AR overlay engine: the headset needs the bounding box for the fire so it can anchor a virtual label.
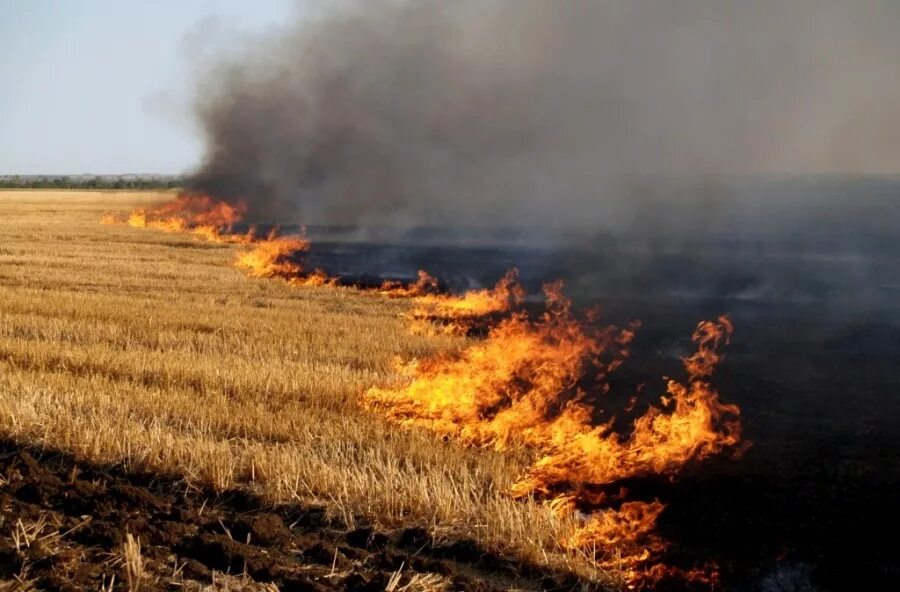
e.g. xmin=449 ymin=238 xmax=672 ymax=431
xmin=363 ymin=282 xmax=633 ymax=448
xmin=363 ymin=281 xmax=741 ymax=585
xmin=122 ymin=193 xmax=258 ymax=245
xmin=235 ymin=232 xmax=309 ymax=278
xmin=379 ymin=270 xmax=440 ymax=298
xmin=188 ymin=224 xmax=256 ymax=245
xmin=235 ymin=232 xmax=335 ymax=287
xmin=104 ymin=193 xmax=741 ymax=585
xmin=569 ymin=501 xmax=667 ymax=581
xmin=512 ymin=316 xmax=740 ymax=501
xmin=103 ymin=193 xmax=334 ymax=285
xmin=410 ymin=268 xmax=526 ymax=333
xmin=127 ymin=193 xmax=246 ymax=231
xmin=378 ymin=268 xmax=526 ymax=334
xmin=104 ymin=192 xmax=261 ymax=244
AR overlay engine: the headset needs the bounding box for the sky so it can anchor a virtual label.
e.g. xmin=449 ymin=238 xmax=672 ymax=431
xmin=0 ymin=0 xmax=297 ymax=175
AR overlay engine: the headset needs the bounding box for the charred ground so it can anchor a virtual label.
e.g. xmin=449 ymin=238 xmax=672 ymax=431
xmin=281 ymin=210 xmax=900 ymax=590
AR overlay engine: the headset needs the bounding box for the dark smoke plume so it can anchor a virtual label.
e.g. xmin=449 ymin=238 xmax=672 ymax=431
xmin=188 ymin=0 xmax=900 ymax=231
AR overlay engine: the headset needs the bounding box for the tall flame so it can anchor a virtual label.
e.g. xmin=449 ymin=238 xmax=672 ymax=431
xmin=363 ymin=283 xmax=741 ymax=585
xmin=363 ymin=282 xmax=633 ymax=448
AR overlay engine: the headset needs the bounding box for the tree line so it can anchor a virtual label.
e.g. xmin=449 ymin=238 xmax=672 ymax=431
xmin=0 ymin=175 xmax=186 ymax=190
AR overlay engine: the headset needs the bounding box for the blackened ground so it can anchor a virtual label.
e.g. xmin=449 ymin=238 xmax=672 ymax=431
xmin=648 ymin=313 xmax=900 ymax=592
xmin=290 ymin=232 xmax=900 ymax=592
xmin=593 ymin=273 xmax=900 ymax=591
xmin=0 ymin=441 xmax=577 ymax=591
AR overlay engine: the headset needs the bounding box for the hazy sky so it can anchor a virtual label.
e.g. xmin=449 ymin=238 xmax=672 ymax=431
xmin=0 ymin=0 xmax=297 ymax=174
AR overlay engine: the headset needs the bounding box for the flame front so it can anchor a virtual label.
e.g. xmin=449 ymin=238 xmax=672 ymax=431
xmin=512 ymin=316 xmax=741 ymax=501
xmin=235 ymin=233 xmax=335 ymax=287
xmin=102 ymin=195 xmax=741 ymax=587
xmin=235 ymin=232 xmax=308 ymax=278
xmin=125 ymin=193 xmax=246 ymax=231
xmin=363 ymin=283 xmax=741 ymax=585
xmin=410 ymin=268 xmax=526 ymax=334
xmin=363 ymin=282 xmax=637 ymax=448
xmin=104 ymin=193 xmax=335 ymax=285
xmin=379 ymin=270 xmax=441 ymax=298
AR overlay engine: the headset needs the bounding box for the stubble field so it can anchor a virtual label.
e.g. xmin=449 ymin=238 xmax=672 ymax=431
xmin=0 ymin=190 xmax=592 ymax=591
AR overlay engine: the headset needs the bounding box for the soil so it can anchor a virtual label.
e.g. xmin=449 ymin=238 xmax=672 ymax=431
xmin=0 ymin=440 xmax=574 ymax=592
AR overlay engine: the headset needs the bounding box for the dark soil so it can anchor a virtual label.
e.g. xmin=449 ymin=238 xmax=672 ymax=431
xmin=0 ymin=441 xmax=576 ymax=591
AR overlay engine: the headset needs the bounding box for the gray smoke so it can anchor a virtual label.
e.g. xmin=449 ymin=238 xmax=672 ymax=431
xmin=188 ymin=0 xmax=900 ymax=231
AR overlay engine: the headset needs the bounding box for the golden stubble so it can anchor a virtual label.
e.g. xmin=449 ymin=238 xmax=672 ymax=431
xmin=0 ymin=190 xmax=617 ymax=588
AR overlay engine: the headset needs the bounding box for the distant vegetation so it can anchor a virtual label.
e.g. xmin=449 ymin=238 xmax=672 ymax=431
xmin=0 ymin=174 xmax=185 ymax=190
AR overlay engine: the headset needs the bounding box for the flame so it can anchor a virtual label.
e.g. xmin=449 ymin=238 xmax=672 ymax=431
xmin=511 ymin=316 xmax=740 ymax=502
xmin=379 ymin=270 xmax=441 ymax=298
xmin=378 ymin=269 xmax=525 ymax=336
xmin=235 ymin=232 xmax=309 ymax=278
xmin=363 ymin=282 xmax=632 ymax=448
xmin=410 ymin=268 xmax=526 ymax=334
xmin=289 ymin=267 xmax=334 ymax=287
xmin=102 ymin=193 xmax=335 ymax=285
xmin=235 ymin=232 xmax=335 ymax=287
xmin=103 ymin=193 xmax=741 ymax=585
xmin=363 ymin=281 xmax=741 ymax=585
xmin=569 ymin=501 xmax=668 ymax=581
xmin=126 ymin=193 xmax=246 ymax=231
xmin=124 ymin=210 xmax=145 ymax=228
xmin=113 ymin=193 xmax=256 ymax=244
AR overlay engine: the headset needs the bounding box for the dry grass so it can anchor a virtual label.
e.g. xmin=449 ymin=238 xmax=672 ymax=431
xmin=0 ymin=190 xmax=614 ymax=587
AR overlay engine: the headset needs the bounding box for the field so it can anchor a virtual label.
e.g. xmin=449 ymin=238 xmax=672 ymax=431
xmin=5 ymin=190 xmax=898 ymax=591
xmin=0 ymin=191 xmax=592 ymax=590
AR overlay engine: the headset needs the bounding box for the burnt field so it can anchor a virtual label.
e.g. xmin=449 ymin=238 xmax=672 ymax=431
xmin=2 ymin=190 xmax=899 ymax=591
xmin=296 ymin=230 xmax=900 ymax=590
xmin=8 ymin=0 xmax=900 ymax=587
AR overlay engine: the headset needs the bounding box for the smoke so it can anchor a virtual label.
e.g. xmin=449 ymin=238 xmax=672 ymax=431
xmin=188 ymin=0 xmax=900 ymax=230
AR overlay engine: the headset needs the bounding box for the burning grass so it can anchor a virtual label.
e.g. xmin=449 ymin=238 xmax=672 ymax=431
xmin=1 ymin=190 xmax=743 ymax=589
xmin=364 ymin=284 xmax=740 ymax=586
xmin=0 ymin=190 xmax=612 ymax=588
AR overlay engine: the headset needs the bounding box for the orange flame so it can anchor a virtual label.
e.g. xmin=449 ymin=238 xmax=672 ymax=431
xmin=363 ymin=282 xmax=632 ymax=448
xmin=410 ymin=268 xmax=526 ymax=334
xmin=511 ymin=316 xmax=740 ymax=502
xmin=569 ymin=500 xmax=668 ymax=582
xmin=126 ymin=193 xmax=246 ymax=231
xmin=379 ymin=270 xmax=441 ymax=298
xmin=104 ymin=194 xmax=741 ymax=585
xmin=363 ymin=281 xmax=741 ymax=585
xmin=102 ymin=193 xmax=335 ymax=284
xmin=188 ymin=224 xmax=256 ymax=245
xmin=377 ymin=269 xmax=525 ymax=334
xmin=235 ymin=232 xmax=310 ymax=278
xmin=103 ymin=193 xmax=261 ymax=244
xmin=235 ymin=232 xmax=335 ymax=287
